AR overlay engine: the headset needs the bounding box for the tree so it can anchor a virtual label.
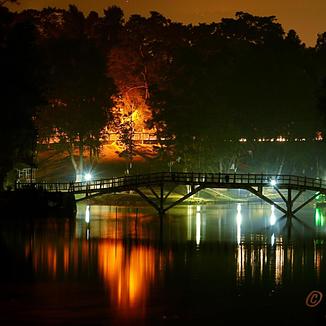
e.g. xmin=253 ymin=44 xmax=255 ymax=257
xmin=0 ymin=7 xmax=43 ymax=189
xmin=37 ymin=35 xmax=116 ymax=181
xmin=112 ymin=98 xmax=136 ymax=175
xmin=218 ymin=11 xmax=284 ymax=45
xmin=0 ymin=0 xmax=19 ymax=6
xmin=108 ymin=11 xmax=188 ymax=169
xmin=150 ymin=12 xmax=319 ymax=173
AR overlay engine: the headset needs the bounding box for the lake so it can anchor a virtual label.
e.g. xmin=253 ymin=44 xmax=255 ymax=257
xmin=0 ymin=202 xmax=326 ymax=325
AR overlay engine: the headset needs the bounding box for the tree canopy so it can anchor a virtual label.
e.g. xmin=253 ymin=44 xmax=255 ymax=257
xmin=1 ymin=5 xmax=326 ymax=184
xmin=0 ymin=6 xmax=43 ymax=188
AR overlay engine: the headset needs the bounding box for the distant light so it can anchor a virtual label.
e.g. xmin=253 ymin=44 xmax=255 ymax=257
xmin=84 ymin=172 xmax=92 ymax=181
xmin=315 ymin=131 xmax=323 ymax=141
xmin=270 ymin=179 xmax=277 ymax=186
xmin=276 ymin=136 xmax=286 ymax=142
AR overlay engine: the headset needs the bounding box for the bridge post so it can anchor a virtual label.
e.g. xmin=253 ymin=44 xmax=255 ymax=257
xmin=159 ymin=184 xmax=164 ymax=216
xmin=285 ymin=189 xmax=294 ymax=224
xmin=258 ymin=185 xmax=263 ymax=194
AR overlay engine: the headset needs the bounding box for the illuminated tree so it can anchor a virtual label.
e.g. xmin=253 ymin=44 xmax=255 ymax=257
xmin=108 ymin=11 xmax=188 ymax=169
xmin=109 ymin=93 xmax=138 ymax=174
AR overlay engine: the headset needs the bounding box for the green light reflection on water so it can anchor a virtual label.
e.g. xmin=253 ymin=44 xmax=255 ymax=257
xmin=315 ymin=207 xmax=325 ymax=227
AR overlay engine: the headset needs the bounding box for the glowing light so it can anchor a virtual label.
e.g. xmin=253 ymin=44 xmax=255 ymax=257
xmin=187 ymin=206 xmax=192 ymax=241
xmin=270 ymin=205 xmax=276 ymax=226
xmin=196 ymin=208 xmax=201 ymax=246
xmin=275 ymin=242 xmax=284 ymax=285
xmin=315 ymin=208 xmax=324 ymax=227
xmin=105 ymin=90 xmax=158 ymax=160
xmin=236 ymin=203 xmax=242 ymax=244
xmin=314 ymin=243 xmax=322 ymax=280
xmin=236 ymin=244 xmax=245 ymax=283
xmin=271 ymin=233 xmax=275 ymax=246
xmin=85 ymin=205 xmax=90 ymax=223
xmin=315 ymin=131 xmax=323 ymax=141
xmin=84 ymin=172 xmax=92 ymax=181
xmin=276 ymin=135 xmax=286 ymax=142
xmin=270 ymin=179 xmax=277 ymax=186
xmin=98 ymin=241 xmax=160 ymax=318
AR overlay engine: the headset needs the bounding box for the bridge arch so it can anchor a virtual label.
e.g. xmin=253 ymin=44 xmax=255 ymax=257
xmin=16 ymin=172 xmax=325 ymax=225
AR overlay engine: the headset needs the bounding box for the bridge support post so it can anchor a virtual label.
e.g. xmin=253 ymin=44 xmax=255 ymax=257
xmin=159 ymin=184 xmax=164 ymax=216
xmin=134 ymin=184 xmax=203 ymax=216
xmin=285 ymin=189 xmax=294 ymax=226
xmin=249 ymin=184 xmax=321 ymax=228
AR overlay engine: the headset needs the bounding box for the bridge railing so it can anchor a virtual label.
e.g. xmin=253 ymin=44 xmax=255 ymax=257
xmin=15 ymin=172 xmax=326 ymax=193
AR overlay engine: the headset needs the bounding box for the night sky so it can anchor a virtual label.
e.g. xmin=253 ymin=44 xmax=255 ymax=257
xmin=6 ymin=0 xmax=326 ymax=47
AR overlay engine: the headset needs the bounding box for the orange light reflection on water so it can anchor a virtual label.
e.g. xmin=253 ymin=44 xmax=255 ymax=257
xmin=98 ymin=241 xmax=157 ymax=318
xmin=24 ymin=237 xmax=97 ymax=279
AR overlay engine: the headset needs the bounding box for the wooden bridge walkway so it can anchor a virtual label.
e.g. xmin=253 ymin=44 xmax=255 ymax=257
xmin=16 ymin=172 xmax=326 ymax=222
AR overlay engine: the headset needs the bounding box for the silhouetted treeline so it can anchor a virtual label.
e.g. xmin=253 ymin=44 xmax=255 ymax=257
xmin=1 ymin=5 xmax=326 ymax=185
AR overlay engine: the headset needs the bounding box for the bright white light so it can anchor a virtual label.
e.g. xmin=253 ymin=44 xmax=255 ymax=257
xmin=236 ymin=203 xmax=242 ymax=244
xmin=270 ymin=205 xmax=276 ymax=226
xmin=85 ymin=205 xmax=90 ymax=223
xmin=271 ymin=233 xmax=275 ymax=246
xmin=196 ymin=212 xmax=201 ymax=246
xmin=270 ymin=179 xmax=277 ymax=186
xmin=84 ymin=172 xmax=92 ymax=181
xmin=187 ymin=206 xmax=192 ymax=241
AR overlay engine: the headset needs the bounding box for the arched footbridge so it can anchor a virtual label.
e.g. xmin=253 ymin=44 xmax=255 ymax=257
xmin=16 ymin=172 xmax=326 ymax=221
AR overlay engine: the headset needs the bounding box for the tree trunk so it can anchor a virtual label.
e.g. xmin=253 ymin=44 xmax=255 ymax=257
xmin=78 ymin=142 xmax=84 ymax=181
xmin=68 ymin=142 xmax=85 ymax=182
xmin=69 ymin=151 xmax=80 ymax=182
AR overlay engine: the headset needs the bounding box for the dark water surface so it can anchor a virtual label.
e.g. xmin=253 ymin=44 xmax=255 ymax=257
xmin=1 ymin=202 xmax=326 ymax=325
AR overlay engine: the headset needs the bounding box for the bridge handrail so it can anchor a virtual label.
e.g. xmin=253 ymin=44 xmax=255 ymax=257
xmin=15 ymin=172 xmax=326 ymax=193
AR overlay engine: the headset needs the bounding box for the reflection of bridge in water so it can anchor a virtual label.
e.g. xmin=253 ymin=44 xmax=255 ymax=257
xmin=17 ymin=172 xmax=326 ymax=223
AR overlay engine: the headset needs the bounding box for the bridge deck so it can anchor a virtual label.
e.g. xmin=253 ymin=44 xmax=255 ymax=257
xmin=15 ymin=172 xmax=326 ymax=195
